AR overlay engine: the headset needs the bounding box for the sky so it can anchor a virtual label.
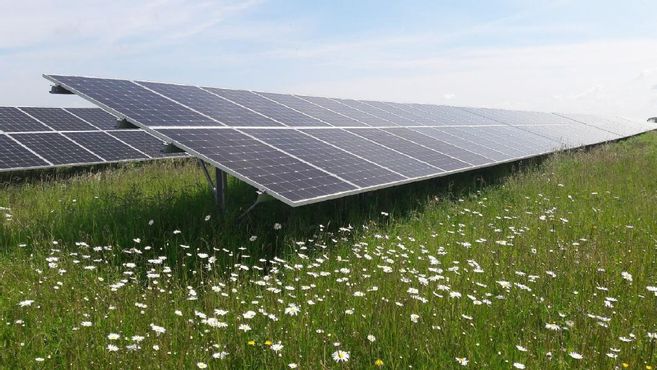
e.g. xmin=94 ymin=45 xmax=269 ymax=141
xmin=1 ymin=0 xmax=656 ymax=120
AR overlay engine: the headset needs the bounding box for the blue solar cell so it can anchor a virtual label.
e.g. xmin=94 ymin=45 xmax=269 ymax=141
xmin=0 ymin=135 xmax=49 ymax=169
xmin=10 ymin=132 xmax=102 ymax=165
xmin=65 ymin=132 xmax=147 ymax=161
xmin=257 ymin=92 xmax=367 ymax=127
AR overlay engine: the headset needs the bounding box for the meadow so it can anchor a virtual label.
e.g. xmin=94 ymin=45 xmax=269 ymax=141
xmin=1 ymin=132 xmax=656 ymax=369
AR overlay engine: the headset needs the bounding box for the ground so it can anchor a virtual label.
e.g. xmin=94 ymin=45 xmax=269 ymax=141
xmin=1 ymin=133 xmax=656 ymax=369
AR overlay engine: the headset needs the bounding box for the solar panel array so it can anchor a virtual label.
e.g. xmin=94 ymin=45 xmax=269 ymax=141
xmin=0 ymin=107 xmax=184 ymax=172
xmin=44 ymin=74 xmax=656 ymax=206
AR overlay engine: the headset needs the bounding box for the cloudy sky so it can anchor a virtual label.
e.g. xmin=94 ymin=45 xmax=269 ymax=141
xmin=1 ymin=0 xmax=656 ymax=120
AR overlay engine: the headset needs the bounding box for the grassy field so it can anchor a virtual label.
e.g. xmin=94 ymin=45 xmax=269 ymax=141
xmin=1 ymin=132 xmax=657 ymax=369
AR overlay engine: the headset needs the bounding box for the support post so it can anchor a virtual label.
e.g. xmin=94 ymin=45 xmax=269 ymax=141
xmin=215 ymin=167 xmax=227 ymax=212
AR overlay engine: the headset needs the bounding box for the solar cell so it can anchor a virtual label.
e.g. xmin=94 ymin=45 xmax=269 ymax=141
xmin=0 ymin=107 xmax=50 ymax=132
xmin=47 ymin=75 xmax=216 ymax=127
xmin=10 ymin=132 xmax=103 ymax=165
xmin=337 ymin=99 xmax=410 ymax=126
xmin=138 ymin=81 xmax=280 ymax=127
xmin=0 ymin=135 xmax=49 ymax=170
xmin=204 ymin=88 xmax=328 ymax=127
xmin=556 ymin=113 xmax=650 ymax=137
xmin=156 ymin=128 xmax=356 ymax=203
xmin=245 ymin=129 xmax=405 ymax=187
xmin=465 ymin=108 xmax=574 ymax=126
xmin=304 ymin=129 xmax=440 ymax=178
xmin=21 ymin=107 xmax=97 ymax=131
xmin=65 ymin=132 xmax=147 ymax=161
xmin=366 ymin=101 xmax=435 ymax=125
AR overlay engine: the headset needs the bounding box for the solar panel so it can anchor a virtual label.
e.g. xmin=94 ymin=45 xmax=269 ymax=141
xmin=156 ymin=128 xmax=355 ymax=203
xmin=21 ymin=107 xmax=97 ymax=131
xmin=0 ymin=107 xmax=184 ymax=173
xmin=0 ymin=107 xmax=50 ymax=132
xmin=304 ymin=129 xmax=439 ymax=178
xmin=43 ymin=74 xmax=655 ymax=206
xmin=244 ymin=128 xmax=405 ymax=187
xmin=64 ymin=132 xmax=147 ymax=161
xmin=204 ymin=88 xmax=328 ymax=127
xmin=0 ymin=135 xmax=49 ymax=169
xmin=10 ymin=132 xmax=102 ymax=165
xmin=65 ymin=107 xmax=119 ymax=130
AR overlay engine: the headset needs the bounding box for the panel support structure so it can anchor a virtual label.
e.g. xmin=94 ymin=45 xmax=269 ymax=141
xmin=198 ymin=159 xmax=227 ymax=212
xmin=215 ymin=167 xmax=227 ymax=212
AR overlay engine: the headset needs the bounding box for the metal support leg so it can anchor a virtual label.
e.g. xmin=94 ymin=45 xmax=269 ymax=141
xmin=215 ymin=167 xmax=227 ymax=212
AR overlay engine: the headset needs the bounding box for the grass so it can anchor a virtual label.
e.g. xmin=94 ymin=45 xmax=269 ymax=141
xmin=1 ymin=132 xmax=656 ymax=369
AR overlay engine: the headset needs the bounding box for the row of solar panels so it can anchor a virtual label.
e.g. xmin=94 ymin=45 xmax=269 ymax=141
xmin=0 ymin=107 xmax=184 ymax=172
xmin=44 ymin=75 xmax=656 ymax=206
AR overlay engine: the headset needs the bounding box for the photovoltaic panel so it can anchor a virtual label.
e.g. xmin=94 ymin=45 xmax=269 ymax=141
xmin=256 ymin=92 xmax=367 ymax=127
xmin=557 ymin=113 xmax=654 ymax=137
xmin=347 ymin=129 xmax=471 ymax=171
xmin=412 ymin=127 xmax=511 ymax=162
xmin=299 ymin=96 xmax=391 ymax=127
xmin=107 ymin=130 xmax=178 ymax=158
xmin=21 ymin=107 xmax=97 ymax=131
xmin=65 ymin=107 xmax=120 ymax=130
xmin=44 ymin=74 xmax=655 ymax=207
xmin=10 ymin=132 xmax=102 ymax=165
xmin=47 ymin=75 xmax=217 ymax=127
xmin=156 ymin=128 xmax=356 ymax=202
xmin=244 ymin=128 xmax=405 ymax=187
xmin=0 ymin=135 xmax=49 ymax=169
xmin=137 ymin=81 xmax=281 ymax=127
xmin=64 ymin=132 xmax=147 ymax=161
xmin=0 ymin=107 xmax=50 ymax=132
xmin=204 ymin=88 xmax=328 ymax=127
xmin=383 ymin=127 xmax=492 ymax=166
xmin=407 ymin=104 xmax=502 ymax=126
xmin=304 ymin=129 xmax=439 ymax=178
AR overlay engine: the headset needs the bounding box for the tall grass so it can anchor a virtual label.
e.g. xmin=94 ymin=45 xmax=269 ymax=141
xmin=1 ymin=133 xmax=656 ymax=368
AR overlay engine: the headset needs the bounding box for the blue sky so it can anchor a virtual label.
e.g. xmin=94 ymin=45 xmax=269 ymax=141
xmin=1 ymin=0 xmax=656 ymax=119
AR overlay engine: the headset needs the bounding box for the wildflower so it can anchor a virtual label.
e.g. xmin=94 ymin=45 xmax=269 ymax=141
xmin=569 ymin=352 xmax=583 ymax=360
xmin=648 ymin=332 xmax=657 ymax=340
xmin=107 ymin=333 xmax=120 ymax=340
xmin=367 ymin=334 xmax=376 ymax=342
xmin=332 ymin=350 xmax=350 ymax=363
xmin=238 ymin=324 xmax=251 ymax=332
xmin=545 ymin=323 xmax=561 ymax=331
xmin=456 ymin=357 xmax=469 ymax=366
xmin=150 ymin=323 xmax=166 ymax=335
xmin=621 ymin=271 xmax=633 ymax=282
xmin=107 ymin=344 xmax=119 ymax=352
xmin=410 ymin=314 xmax=420 ymax=323
xmin=243 ymin=311 xmax=256 ymax=319
xmin=274 ymin=223 xmax=282 ymax=230
xmin=212 ymin=351 xmax=228 ymax=359
xmin=247 ymin=340 xmax=256 ymax=346
xmin=271 ymin=343 xmax=284 ymax=352
xmin=513 ymin=363 xmax=525 ymax=369
xmin=173 ymin=230 xmax=181 ymax=234
xmin=516 ymin=345 xmax=528 ymax=352
xmin=197 ymin=363 xmax=207 ymax=369
xmin=80 ymin=321 xmax=92 ymax=327
xmin=375 ymin=358 xmax=384 ymax=367
xmin=249 ymin=236 xmax=257 ymax=242
xmin=35 ymin=358 xmax=44 ymax=362
xmin=285 ymin=304 xmax=301 ymax=316
xmin=288 ymin=364 xmax=298 ymax=368
xmin=18 ymin=300 xmax=34 ymax=307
